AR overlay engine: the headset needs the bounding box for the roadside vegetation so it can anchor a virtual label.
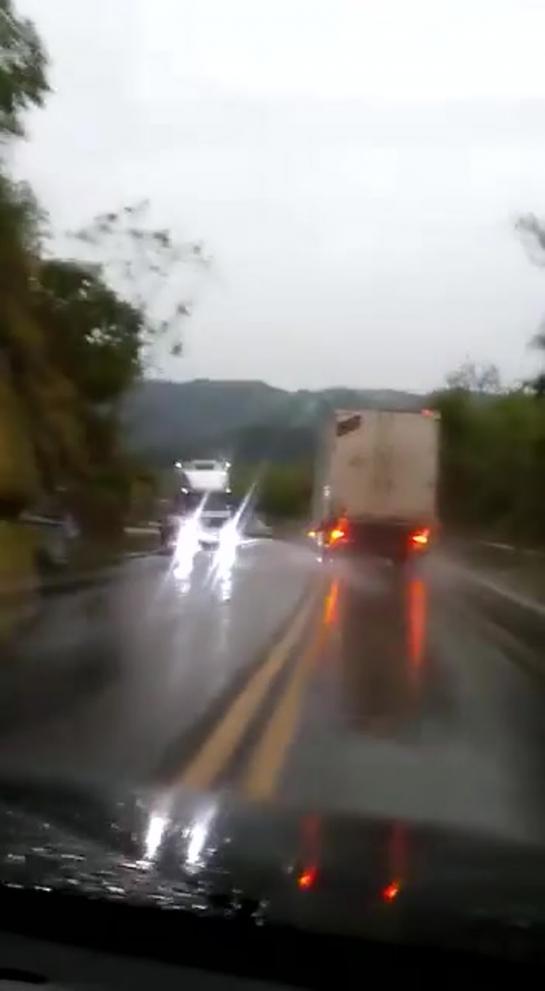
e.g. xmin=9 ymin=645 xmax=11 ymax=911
xmin=231 ymin=463 xmax=313 ymax=521
xmin=435 ymin=370 xmax=545 ymax=546
xmin=433 ymin=218 xmax=545 ymax=548
xmin=0 ymin=0 xmax=202 ymax=592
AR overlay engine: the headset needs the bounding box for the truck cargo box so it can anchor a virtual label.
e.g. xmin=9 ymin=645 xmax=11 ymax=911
xmin=313 ymin=408 xmax=440 ymax=559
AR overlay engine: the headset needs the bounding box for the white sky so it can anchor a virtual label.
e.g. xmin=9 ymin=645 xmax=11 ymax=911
xmin=14 ymin=0 xmax=545 ymax=390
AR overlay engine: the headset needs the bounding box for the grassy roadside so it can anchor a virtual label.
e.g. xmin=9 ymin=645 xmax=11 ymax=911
xmin=65 ymin=527 xmax=159 ymax=575
xmin=446 ymin=535 xmax=545 ymax=605
xmin=0 ymin=520 xmax=160 ymax=640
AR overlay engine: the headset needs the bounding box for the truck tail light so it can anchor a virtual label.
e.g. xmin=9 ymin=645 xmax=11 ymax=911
xmin=409 ymin=527 xmax=430 ymax=548
xmin=329 ymin=522 xmax=347 ymax=545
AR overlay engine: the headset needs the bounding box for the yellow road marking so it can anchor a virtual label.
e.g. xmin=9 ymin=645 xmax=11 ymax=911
xmin=180 ymin=589 xmax=317 ymax=791
xmin=242 ymin=623 xmax=326 ymax=801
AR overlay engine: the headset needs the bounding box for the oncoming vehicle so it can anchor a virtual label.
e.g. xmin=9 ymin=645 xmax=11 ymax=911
xmin=179 ymin=459 xmax=231 ymax=494
xmin=161 ymin=490 xmax=236 ymax=552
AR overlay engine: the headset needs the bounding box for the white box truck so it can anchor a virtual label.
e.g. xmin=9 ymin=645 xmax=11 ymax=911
xmin=312 ymin=408 xmax=440 ymax=561
xmin=180 ymin=459 xmax=231 ymax=494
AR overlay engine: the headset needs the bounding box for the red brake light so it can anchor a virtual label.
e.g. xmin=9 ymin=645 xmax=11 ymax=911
xmin=329 ymin=527 xmax=345 ymax=544
xmin=410 ymin=527 xmax=429 ymax=548
xmin=381 ymin=879 xmax=402 ymax=902
xmin=298 ymin=866 xmax=318 ymax=890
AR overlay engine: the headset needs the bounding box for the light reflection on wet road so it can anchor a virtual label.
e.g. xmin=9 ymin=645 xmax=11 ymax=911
xmin=0 ymin=540 xmax=545 ymax=846
xmin=0 ymin=538 xmax=314 ymax=783
xmin=278 ymin=555 xmax=545 ymax=844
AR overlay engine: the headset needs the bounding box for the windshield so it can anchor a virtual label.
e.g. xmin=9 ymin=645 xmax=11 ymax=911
xmin=1 ymin=0 xmax=545 ymax=961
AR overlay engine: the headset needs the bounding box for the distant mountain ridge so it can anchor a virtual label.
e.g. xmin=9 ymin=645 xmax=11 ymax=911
xmin=122 ymin=378 xmax=426 ymax=464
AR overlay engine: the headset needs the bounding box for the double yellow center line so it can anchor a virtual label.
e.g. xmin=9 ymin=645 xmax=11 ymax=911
xmin=180 ymin=591 xmax=323 ymax=799
xmin=242 ymin=619 xmax=325 ymax=800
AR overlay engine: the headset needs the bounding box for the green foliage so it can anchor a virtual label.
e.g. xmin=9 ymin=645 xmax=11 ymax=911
xmin=0 ymin=357 xmax=39 ymax=515
xmin=70 ymin=201 xmax=208 ymax=363
xmin=0 ymin=6 xmax=90 ymax=513
xmin=72 ymin=464 xmax=131 ymax=537
xmin=436 ymin=388 xmax=545 ymax=544
xmin=0 ymin=0 xmax=49 ymax=137
xmin=232 ymin=463 xmax=312 ymax=519
xmin=0 ymin=2 xmax=204 ymax=552
xmin=0 ymin=5 xmax=191 ymax=533
xmin=445 ymin=360 xmax=501 ymax=394
xmin=0 ymin=171 xmax=89 ymax=499
xmin=516 ymin=213 xmax=545 ymax=393
xmin=34 ymin=259 xmax=145 ymax=403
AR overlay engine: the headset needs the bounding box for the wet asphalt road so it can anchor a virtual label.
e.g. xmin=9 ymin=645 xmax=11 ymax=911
xmin=0 ymin=538 xmax=544 ymax=846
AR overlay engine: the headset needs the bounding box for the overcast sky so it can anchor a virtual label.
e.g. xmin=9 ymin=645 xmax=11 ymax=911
xmin=14 ymin=0 xmax=545 ymax=391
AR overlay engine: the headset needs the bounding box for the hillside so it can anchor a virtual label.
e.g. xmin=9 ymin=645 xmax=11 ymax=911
xmin=122 ymin=379 xmax=425 ymax=465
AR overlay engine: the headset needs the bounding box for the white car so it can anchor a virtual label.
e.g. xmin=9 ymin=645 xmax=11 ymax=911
xmin=197 ymin=511 xmax=233 ymax=547
xmin=161 ymin=491 xmax=235 ymax=552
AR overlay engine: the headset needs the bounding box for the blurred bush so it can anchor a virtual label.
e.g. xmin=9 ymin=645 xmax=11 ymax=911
xmin=435 ymin=386 xmax=545 ymax=546
xmin=232 ymin=463 xmax=312 ymax=520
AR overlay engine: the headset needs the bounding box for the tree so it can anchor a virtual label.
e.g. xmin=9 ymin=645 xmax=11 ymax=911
xmin=232 ymin=463 xmax=312 ymax=519
xmin=515 ymin=214 xmax=545 ymax=267
xmin=0 ymin=3 xmax=203 ymax=538
xmin=33 ymin=259 xmax=145 ymax=404
xmin=0 ymin=166 xmax=92 ymax=508
xmin=0 ymin=0 xmax=49 ymax=138
xmin=435 ymin=375 xmax=545 ymax=544
xmin=70 ymin=201 xmax=209 ymax=365
xmin=516 ymin=213 xmax=545 ymax=394
xmin=445 ymin=360 xmax=502 ymax=394
xmin=0 ymin=3 xmax=138 ymax=511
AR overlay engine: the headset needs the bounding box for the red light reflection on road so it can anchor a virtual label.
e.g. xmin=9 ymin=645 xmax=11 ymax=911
xmin=406 ymin=577 xmax=427 ymax=670
xmin=297 ymin=814 xmax=321 ymax=892
xmin=381 ymin=879 xmax=401 ymax=902
xmin=381 ymin=821 xmax=408 ymax=904
xmin=297 ymin=865 xmax=318 ymax=890
xmin=323 ymin=579 xmax=340 ymax=626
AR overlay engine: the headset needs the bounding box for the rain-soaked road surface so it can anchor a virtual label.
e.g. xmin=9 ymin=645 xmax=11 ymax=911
xmin=0 ymin=537 xmax=544 ymax=845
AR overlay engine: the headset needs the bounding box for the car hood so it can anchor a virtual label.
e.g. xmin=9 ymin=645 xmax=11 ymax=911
xmin=1 ymin=783 xmax=545 ymax=960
